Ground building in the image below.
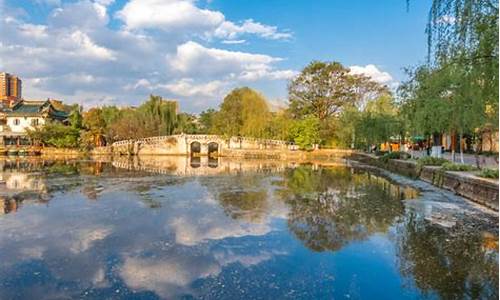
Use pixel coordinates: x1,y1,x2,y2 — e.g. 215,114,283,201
0,72,22,106
0,99,69,146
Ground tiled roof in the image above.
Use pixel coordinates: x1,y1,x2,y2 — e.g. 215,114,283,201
5,100,69,119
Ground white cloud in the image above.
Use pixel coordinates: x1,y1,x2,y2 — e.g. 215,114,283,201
35,0,61,6
49,0,110,28
349,64,394,85
239,69,297,81
214,19,292,41
0,0,295,111
221,39,246,45
169,41,282,77
116,0,291,41
116,0,224,31
161,79,225,98
69,30,116,60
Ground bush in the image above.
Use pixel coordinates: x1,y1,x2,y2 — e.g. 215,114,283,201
415,156,448,174
416,156,448,166
441,162,478,171
478,168,499,179
380,151,410,163
374,150,389,156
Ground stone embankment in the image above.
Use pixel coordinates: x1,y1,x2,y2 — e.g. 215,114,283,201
350,153,499,211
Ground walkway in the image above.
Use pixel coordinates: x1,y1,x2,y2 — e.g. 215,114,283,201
410,150,498,169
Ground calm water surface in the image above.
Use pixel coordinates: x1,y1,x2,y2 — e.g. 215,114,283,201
0,157,497,300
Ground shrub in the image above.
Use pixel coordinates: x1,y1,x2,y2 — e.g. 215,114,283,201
380,151,410,163
415,156,448,174
478,168,499,179
374,150,388,156
416,156,448,166
441,162,477,172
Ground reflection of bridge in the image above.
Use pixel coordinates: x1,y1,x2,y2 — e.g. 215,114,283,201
111,134,296,156
109,156,296,176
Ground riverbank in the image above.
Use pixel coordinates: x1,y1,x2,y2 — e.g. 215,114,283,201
350,152,499,211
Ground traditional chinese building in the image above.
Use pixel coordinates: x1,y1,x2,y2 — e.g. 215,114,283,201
0,99,70,146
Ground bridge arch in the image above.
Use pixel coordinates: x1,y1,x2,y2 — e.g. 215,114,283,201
190,141,201,156
208,142,219,157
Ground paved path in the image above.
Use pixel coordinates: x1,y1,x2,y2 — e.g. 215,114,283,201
410,150,498,169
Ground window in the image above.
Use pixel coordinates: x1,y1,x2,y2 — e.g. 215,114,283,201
13,119,20,125
31,119,39,126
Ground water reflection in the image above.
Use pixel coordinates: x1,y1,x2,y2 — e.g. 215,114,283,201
396,214,498,299
0,157,496,299
277,166,412,252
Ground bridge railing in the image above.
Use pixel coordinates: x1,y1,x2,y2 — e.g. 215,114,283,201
112,134,294,147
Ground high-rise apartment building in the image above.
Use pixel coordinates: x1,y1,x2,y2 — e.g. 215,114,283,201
0,72,22,106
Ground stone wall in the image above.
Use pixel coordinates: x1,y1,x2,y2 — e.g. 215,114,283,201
351,153,499,211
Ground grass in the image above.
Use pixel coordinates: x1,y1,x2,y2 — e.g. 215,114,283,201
477,168,499,179
440,162,478,172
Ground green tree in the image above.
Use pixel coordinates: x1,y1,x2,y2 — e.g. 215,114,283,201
68,105,83,129
82,108,107,147
175,113,199,134
199,108,217,133
288,61,386,121
213,87,270,138
27,122,80,148
289,116,321,149
138,94,178,136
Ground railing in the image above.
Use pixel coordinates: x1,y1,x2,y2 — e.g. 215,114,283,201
112,134,292,147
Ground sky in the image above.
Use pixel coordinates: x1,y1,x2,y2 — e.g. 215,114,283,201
0,0,433,112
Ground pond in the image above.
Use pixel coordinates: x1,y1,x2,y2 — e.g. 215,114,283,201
0,157,497,299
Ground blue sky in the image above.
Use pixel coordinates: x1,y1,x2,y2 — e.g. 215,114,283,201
0,0,432,112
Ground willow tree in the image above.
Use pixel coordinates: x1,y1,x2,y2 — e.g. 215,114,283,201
138,95,179,136
428,0,498,157
213,87,270,138
400,0,498,161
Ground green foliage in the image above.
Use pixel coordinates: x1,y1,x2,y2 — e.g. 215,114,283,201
441,162,477,171
415,156,448,174
27,121,80,148
288,61,386,121
380,151,410,163
263,110,292,141
399,0,499,150
138,95,178,136
374,150,389,156
289,116,320,149
69,105,83,129
199,108,217,133
175,113,199,134
416,156,448,166
98,95,180,141
478,168,499,179
213,87,270,138
334,93,401,149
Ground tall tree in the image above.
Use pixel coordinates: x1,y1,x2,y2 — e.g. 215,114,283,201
288,61,386,121
213,87,270,138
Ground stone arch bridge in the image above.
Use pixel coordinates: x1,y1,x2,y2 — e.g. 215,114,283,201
111,134,296,156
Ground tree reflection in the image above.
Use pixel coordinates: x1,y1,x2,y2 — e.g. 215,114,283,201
278,166,407,252
396,214,498,300
202,175,269,222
